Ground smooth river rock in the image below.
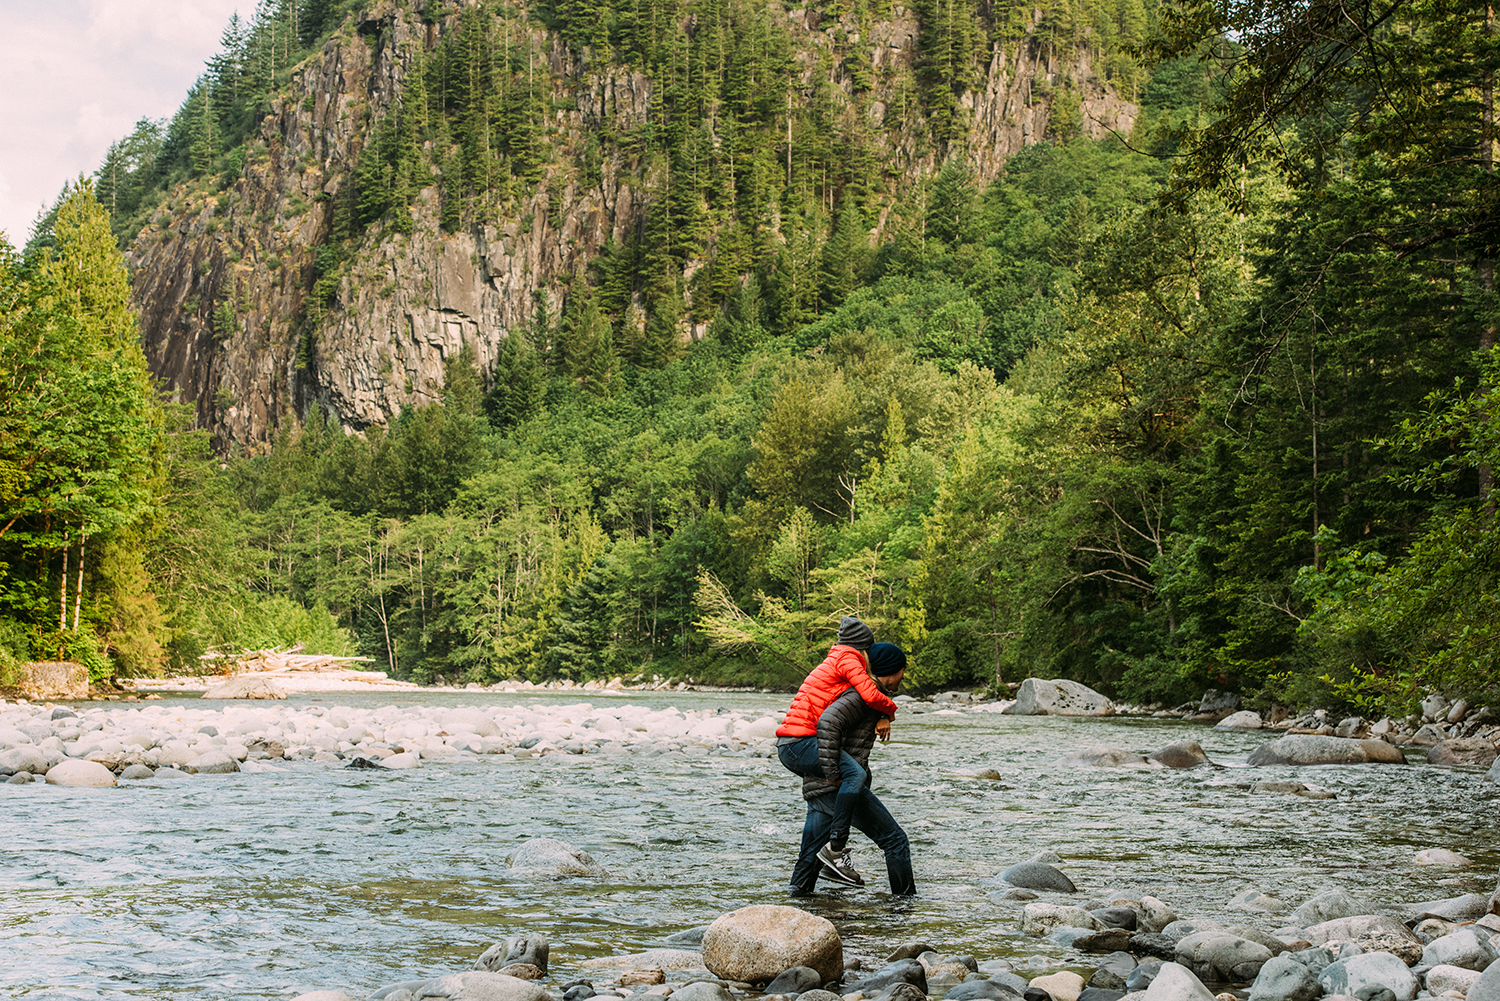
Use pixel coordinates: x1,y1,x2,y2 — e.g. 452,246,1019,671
0,745,50,775
1426,738,1498,766
1303,915,1423,961
1246,955,1321,1001
201,676,287,699
1001,861,1077,892
1422,927,1500,971
506,839,608,877
1173,932,1273,983
1056,745,1153,768
411,972,551,1001
1470,958,1500,1001
1217,711,1263,730
1002,679,1115,717
845,959,929,997
1293,889,1376,925
1023,903,1105,936
1247,735,1405,766
186,750,240,774
1425,964,1483,996
578,950,708,972
1488,756,1500,783
1139,963,1215,1001
764,967,825,994
476,933,549,974
1147,741,1218,770
1029,971,1086,1001
1408,893,1492,923
45,758,116,787
1317,953,1418,1001
701,905,842,983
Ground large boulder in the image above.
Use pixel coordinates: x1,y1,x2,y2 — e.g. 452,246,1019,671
1427,738,1499,766
1002,679,1115,717
1247,735,1404,766
1302,916,1422,955
201,676,287,699
1217,711,1264,730
1001,861,1076,893
701,905,842,983
186,751,240,774
1408,893,1492,923
506,839,608,877
407,972,550,1001
1139,962,1215,1001
1148,741,1219,770
1246,955,1322,1001
1317,953,1418,1001
1173,932,1273,983
1421,928,1500,972
45,758,116,787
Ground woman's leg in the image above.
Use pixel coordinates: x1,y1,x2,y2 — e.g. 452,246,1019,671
776,736,820,777
826,749,867,851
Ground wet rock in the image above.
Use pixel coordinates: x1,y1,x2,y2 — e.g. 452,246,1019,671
1317,953,1418,1001
702,905,842,983
1140,962,1215,1001
1488,756,1500,783
1148,741,1219,770
845,960,928,997
562,984,596,1001
1424,964,1482,996
152,764,190,780
948,980,1022,1000
880,984,931,1001
1421,928,1500,972
1163,921,1226,943
476,933,549,974
1130,935,1179,961
1055,745,1152,768
1218,712,1263,730
1246,735,1404,766
920,953,978,978
1246,955,1322,1001
1426,739,1498,767
1088,953,1138,991
119,764,155,780
506,839,608,877
1293,891,1377,926
1139,897,1179,934
1092,907,1139,930
381,752,420,769
888,943,938,962
1224,926,1291,958
346,756,387,769
290,992,357,1001
995,889,1040,902
1126,962,1164,992
1029,972,1086,1001
1412,848,1472,866
414,971,552,1001
45,758,116,787
1002,862,1077,893
1229,891,1288,915
799,991,845,1001
1174,932,1274,983
1002,679,1115,717
1077,990,1123,1001
6,773,34,784
1352,986,1394,1001
666,927,709,947
186,750,239,774
1023,904,1104,937
764,967,824,994
619,970,666,986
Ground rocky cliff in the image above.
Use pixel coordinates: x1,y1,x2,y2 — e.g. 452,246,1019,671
128,0,1137,448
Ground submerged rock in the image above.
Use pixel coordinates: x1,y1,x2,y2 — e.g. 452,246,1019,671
1001,861,1077,893
1247,735,1405,766
1147,741,1219,769
506,839,608,877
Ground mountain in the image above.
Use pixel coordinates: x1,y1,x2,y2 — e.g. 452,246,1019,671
122,0,1144,447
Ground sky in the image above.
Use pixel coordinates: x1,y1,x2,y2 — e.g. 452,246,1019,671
0,0,246,246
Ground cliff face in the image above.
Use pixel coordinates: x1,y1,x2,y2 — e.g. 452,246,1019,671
129,0,1137,448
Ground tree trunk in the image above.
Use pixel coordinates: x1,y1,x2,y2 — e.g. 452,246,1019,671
60,538,69,632
73,536,85,630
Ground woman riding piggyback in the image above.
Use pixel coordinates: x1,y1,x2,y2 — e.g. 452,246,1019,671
774,616,900,884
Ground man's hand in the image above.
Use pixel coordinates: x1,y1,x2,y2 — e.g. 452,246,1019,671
875,717,891,743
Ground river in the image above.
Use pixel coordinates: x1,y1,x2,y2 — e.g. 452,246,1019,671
3,690,1497,1000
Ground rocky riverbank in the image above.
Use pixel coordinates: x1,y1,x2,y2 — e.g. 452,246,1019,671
280,858,1500,1001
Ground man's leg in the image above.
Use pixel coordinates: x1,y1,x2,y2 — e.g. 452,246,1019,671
847,788,915,896
790,796,835,895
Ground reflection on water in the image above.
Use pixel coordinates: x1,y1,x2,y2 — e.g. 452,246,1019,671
3,691,1497,1000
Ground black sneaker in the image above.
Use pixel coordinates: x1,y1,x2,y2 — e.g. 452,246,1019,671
817,843,864,886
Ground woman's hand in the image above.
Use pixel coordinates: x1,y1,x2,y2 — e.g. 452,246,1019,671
875,717,891,743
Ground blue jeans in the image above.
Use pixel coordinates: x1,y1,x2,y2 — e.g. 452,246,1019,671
778,736,865,850
790,789,915,896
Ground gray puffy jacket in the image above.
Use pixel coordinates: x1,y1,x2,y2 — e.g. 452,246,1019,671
802,686,880,801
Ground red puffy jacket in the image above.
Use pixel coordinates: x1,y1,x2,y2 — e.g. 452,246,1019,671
775,645,899,737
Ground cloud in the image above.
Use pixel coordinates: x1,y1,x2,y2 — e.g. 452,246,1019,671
0,0,244,244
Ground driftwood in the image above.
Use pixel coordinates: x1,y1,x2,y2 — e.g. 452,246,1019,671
199,644,376,675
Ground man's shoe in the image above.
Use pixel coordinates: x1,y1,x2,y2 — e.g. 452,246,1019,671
817,844,864,886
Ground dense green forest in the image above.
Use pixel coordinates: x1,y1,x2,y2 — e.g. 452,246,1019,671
4,0,1498,713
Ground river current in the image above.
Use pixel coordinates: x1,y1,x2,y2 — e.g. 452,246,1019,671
3,690,1498,1000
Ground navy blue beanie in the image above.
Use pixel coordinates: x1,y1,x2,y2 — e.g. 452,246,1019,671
868,642,906,678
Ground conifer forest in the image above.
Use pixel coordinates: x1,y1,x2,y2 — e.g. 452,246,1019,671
2,0,1498,713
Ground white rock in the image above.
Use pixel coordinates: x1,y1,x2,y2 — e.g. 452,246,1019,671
1218,711,1263,730
45,759,117,787
381,752,420,768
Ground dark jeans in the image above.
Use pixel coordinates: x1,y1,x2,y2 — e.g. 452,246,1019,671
777,736,865,850
789,789,915,896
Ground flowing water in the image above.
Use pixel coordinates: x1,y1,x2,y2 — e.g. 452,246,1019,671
3,691,1498,1000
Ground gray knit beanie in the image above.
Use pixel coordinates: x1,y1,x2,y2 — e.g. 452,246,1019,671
836,616,874,650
